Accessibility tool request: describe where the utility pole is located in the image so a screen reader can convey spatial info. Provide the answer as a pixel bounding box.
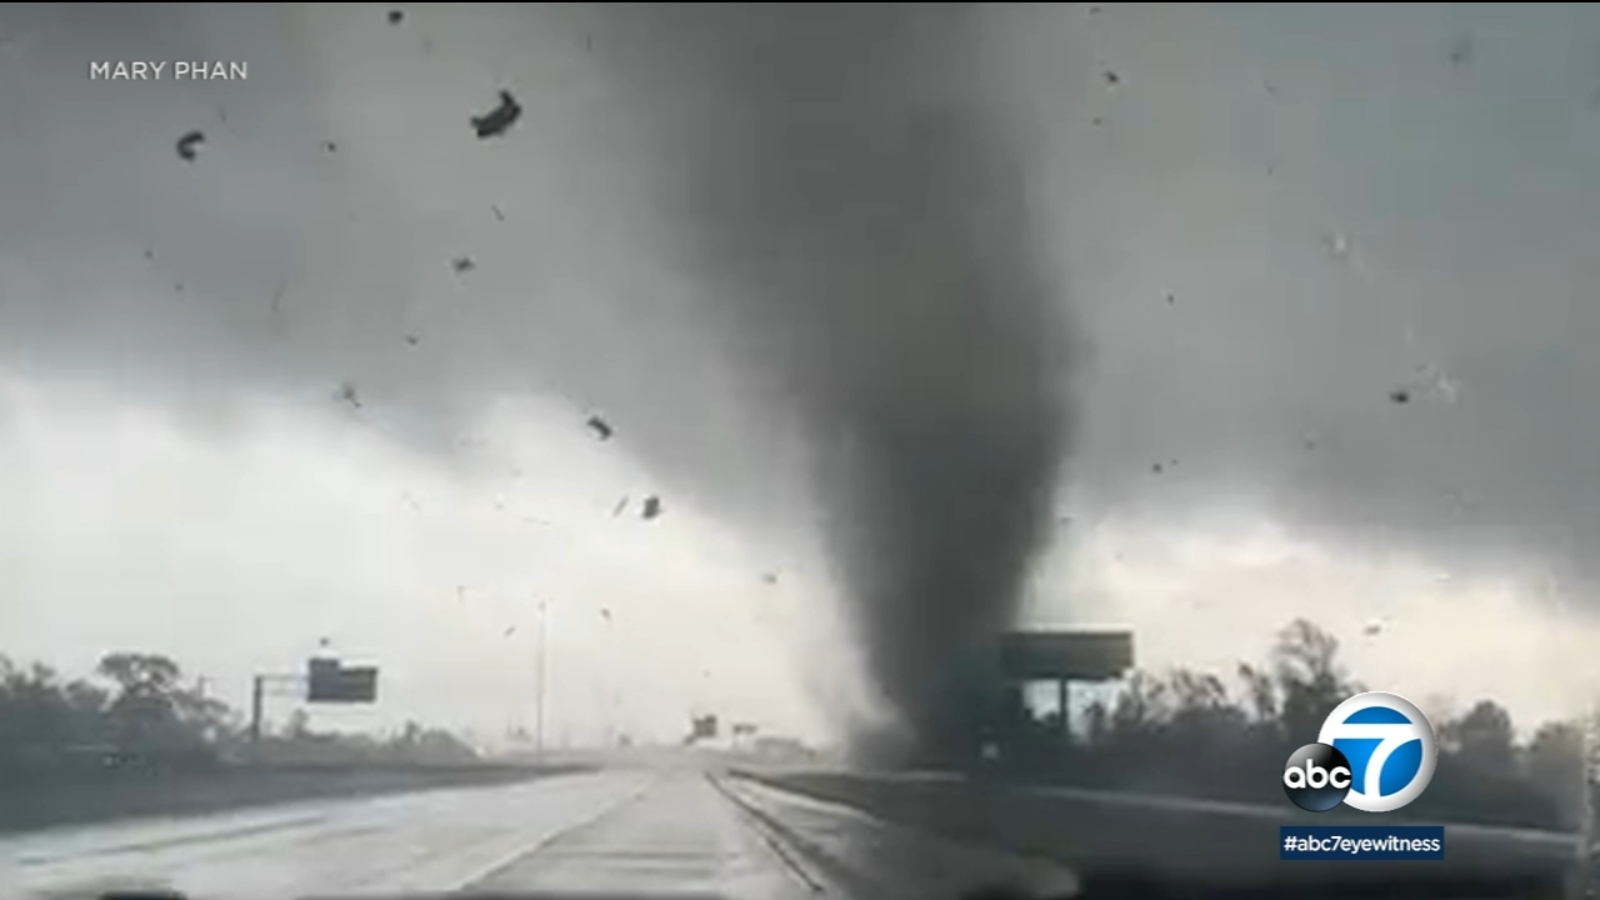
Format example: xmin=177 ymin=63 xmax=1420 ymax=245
xmin=536 ymin=599 xmax=548 ymax=759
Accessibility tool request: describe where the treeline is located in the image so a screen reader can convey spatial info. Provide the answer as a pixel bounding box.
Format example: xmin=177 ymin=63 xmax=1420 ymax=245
xmin=0 ymin=652 xmax=479 ymax=773
xmin=990 ymin=619 xmax=1587 ymax=831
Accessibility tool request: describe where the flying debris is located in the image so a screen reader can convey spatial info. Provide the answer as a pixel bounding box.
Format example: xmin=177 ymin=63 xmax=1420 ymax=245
xmin=143 ymin=249 xmax=154 ymax=261
xmin=586 ymin=415 xmax=614 ymax=441
xmin=404 ymin=334 xmax=420 ymax=346
xmin=1363 ymin=621 xmax=1383 ymax=636
xmin=1151 ymin=463 xmax=1164 ymax=474
xmin=503 ymin=626 xmax=517 ymax=637
xmin=491 ymin=204 xmax=505 ymax=222
xmin=175 ymin=130 xmax=205 ymax=161
xmin=611 ymin=496 xmax=628 ymax=517
xmin=761 ymin=572 xmax=778 ymax=586
xmin=1102 ymin=69 xmax=1120 ymax=87
xmin=336 ymin=382 xmax=362 ymax=410
xmin=471 ymin=90 xmax=522 ymax=139
xmin=451 ymin=256 xmax=475 ymax=273
xmin=1389 ymin=388 xmax=1411 ymax=405
xmin=322 ymin=140 xmax=337 ymax=153
xmin=387 ymin=9 xmax=404 ymax=25
xmin=600 ymin=608 xmax=612 ymax=622
xmin=1449 ymin=35 xmax=1473 ymax=68
xmin=1165 ymin=293 xmax=1175 ymax=305
xmin=640 ymin=496 xmax=662 ymax=521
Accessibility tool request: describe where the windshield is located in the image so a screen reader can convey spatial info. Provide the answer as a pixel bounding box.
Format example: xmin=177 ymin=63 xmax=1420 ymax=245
xmin=0 ymin=4 xmax=1595 ymax=900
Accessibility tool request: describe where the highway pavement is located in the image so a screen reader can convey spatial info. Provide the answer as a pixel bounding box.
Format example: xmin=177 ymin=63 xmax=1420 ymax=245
xmin=0 ymin=767 xmax=1075 ymax=900
xmin=0 ymin=765 xmax=1583 ymax=900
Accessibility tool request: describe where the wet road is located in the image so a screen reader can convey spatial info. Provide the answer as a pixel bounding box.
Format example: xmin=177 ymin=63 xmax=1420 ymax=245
xmin=0 ymin=768 xmax=1076 ymax=900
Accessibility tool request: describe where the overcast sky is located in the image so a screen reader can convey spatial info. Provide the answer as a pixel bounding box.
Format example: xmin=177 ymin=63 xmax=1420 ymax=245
xmin=4 ymin=3 xmax=1600 ymax=747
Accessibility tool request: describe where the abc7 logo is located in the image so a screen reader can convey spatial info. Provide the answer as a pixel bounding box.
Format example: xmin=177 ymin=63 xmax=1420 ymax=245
xmin=1282 ymin=743 xmax=1354 ymax=812
xmin=1282 ymin=691 xmax=1437 ymax=813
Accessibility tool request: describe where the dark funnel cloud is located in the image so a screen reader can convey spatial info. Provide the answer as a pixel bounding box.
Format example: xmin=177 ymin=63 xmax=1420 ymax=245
xmin=591 ymin=5 xmax=1076 ymax=758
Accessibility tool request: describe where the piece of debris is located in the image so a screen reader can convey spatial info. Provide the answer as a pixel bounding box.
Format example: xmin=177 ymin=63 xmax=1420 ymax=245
xmin=762 ymin=572 xmax=778 ymax=586
xmin=582 ymin=34 xmax=593 ymax=53
xmin=1449 ymin=35 xmax=1472 ymax=67
xmin=143 ymin=249 xmax=154 ymax=261
xmin=1151 ymin=462 xmax=1164 ymax=474
xmin=640 ymin=496 xmax=662 ymax=521
xmin=1165 ymin=293 xmax=1175 ymax=305
xmin=503 ymin=625 xmax=516 ymax=637
xmin=1088 ymin=5 xmax=1101 ymax=13
xmin=270 ymin=282 xmax=286 ymax=315
xmin=322 ymin=139 xmax=337 ymax=153
xmin=404 ymin=334 xmax=420 ymax=346
xmin=387 ymin=9 xmax=404 ymax=25
xmin=1102 ymin=69 xmax=1120 ymax=87
xmin=611 ymin=496 xmax=628 ymax=517
xmin=586 ymin=415 xmax=614 ymax=441
xmin=176 ymin=130 xmax=205 ymax=161
xmin=600 ymin=608 xmax=612 ymax=622
xmin=491 ymin=204 xmax=505 ymax=222
xmin=174 ymin=283 xmax=184 ymax=293
xmin=337 ymin=381 xmax=363 ymax=409
xmin=451 ymin=256 xmax=475 ymax=273
xmin=1363 ymin=621 xmax=1383 ymax=636
xmin=456 ymin=585 xmax=466 ymax=602
xmin=471 ymin=89 xmax=522 ymax=139
xmin=1388 ymin=388 xmax=1410 ymax=405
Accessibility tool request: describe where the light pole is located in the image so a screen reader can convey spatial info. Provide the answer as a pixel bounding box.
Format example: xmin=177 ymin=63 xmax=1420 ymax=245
xmin=535 ymin=599 xmax=548 ymax=759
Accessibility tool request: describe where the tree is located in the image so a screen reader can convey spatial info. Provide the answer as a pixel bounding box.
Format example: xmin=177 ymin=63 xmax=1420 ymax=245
xmin=1166 ymin=669 xmax=1248 ymax=745
xmin=1270 ymin=619 xmax=1356 ymax=742
xmin=1448 ymin=700 xmax=1516 ymax=775
xmin=0 ymin=658 xmax=113 ymax=766
xmin=1525 ymin=720 xmax=1584 ymax=827
xmin=95 ymin=652 xmax=229 ymax=760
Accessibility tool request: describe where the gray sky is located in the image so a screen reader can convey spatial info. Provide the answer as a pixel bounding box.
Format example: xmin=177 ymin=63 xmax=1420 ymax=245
xmin=4 ymin=3 xmax=1600 ymax=745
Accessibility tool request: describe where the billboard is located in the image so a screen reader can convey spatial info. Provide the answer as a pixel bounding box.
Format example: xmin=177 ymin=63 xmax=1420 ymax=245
xmin=998 ymin=630 xmax=1133 ymax=681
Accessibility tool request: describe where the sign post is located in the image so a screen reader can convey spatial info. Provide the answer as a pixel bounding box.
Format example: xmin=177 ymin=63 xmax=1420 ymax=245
xmin=248 ymin=656 xmax=379 ymax=752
